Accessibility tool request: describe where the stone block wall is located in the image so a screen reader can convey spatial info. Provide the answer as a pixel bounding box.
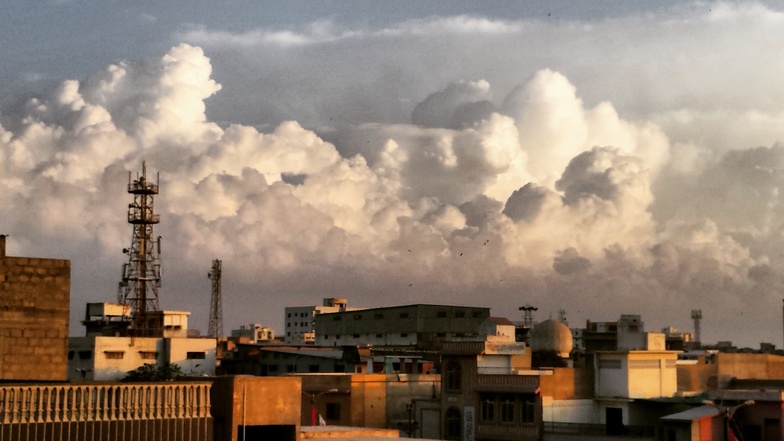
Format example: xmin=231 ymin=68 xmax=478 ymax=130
xmin=0 ymin=238 xmax=70 ymax=381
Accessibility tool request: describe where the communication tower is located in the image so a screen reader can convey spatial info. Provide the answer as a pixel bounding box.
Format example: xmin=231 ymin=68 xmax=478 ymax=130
xmin=118 ymin=162 xmax=162 ymax=336
xmin=691 ymin=309 xmax=702 ymax=344
xmin=519 ymin=304 xmax=538 ymax=329
xmin=208 ymin=259 xmax=223 ymax=339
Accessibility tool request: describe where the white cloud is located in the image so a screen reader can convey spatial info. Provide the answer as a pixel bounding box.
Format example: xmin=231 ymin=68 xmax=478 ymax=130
xmin=6 ymin=3 xmax=784 ymax=346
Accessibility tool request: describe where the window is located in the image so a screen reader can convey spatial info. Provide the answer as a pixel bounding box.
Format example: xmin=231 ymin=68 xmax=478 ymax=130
xmin=374 ymin=313 xmax=384 ymax=319
xmin=333 ymin=316 xmax=342 ymax=321
xmin=480 ymin=394 xmax=495 ymax=422
xmin=500 ymin=396 xmax=515 ymax=423
xmin=308 ymin=364 xmax=320 ymax=373
xmin=326 ymin=403 xmax=340 ymax=420
xmin=445 ymin=361 xmax=462 ymax=393
xmin=68 ymin=351 xmax=74 ymax=360
xmin=352 ymin=334 xmax=360 ymax=338
xmin=472 ymin=311 xmax=482 ymax=318
xmin=400 ymin=333 xmax=408 ymax=337
xmin=334 ymin=364 xmax=345 ymax=372
xmin=455 ymin=311 xmax=465 ymax=318
xmin=287 ymin=364 xmax=295 ymax=373
xmin=437 ymin=311 xmax=447 ymax=318
xmin=399 ymin=313 xmax=409 ymax=318
xmin=324 ymin=334 xmax=330 ymax=339
xmin=437 ymin=332 xmax=446 ymax=337
xmin=353 ymin=314 xmax=362 ymax=320
xmin=78 ymin=351 xmax=92 ymax=360
xmin=521 ymin=396 xmax=536 ymax=423
xmin=139 ymin=351 xmax=158 ymax=360
xmin=268 ymin=365 xmax=279 ymax=373
xmin=104 ymin=351 xmax=124 ymax=360
xmin=445 ymin=407 xmax=461 ymax=440
xmin=287 ymin=313 xmax=291 ymax=317
xmin=376 ymin=334 xmax=383 ymax=338
xmin=186 ymin=352 xmax=206 ymax=359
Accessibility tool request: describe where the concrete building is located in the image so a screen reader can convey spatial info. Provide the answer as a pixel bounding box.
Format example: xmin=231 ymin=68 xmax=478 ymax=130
xmin=222 ymin=344 xmax=371 ymax=376
xmin=285 ymin=297 xmax=359 ymax=344
xmin=581 ymin=314 xmax=668 ymax=353
xmin=0 ymin=235 xmax=70 ymax=381
xmin=298 ymin=372 xmax=441 ymax=437
xmin=315 ymin=304 xmax=490 ymax=349
xmin=211 ymin=375 xmax=302 ymax=441
xmin=230 ymin=323 xmax=275 ymax=343
xmin=69 ymin=302 xmax=217 ymax=381
xmin=439 ymin=339 xmax=542 ymax=441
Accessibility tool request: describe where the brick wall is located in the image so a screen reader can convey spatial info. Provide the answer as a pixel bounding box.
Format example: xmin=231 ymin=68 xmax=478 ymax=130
xmin=0 ymin=245 xmax=70 ymax=381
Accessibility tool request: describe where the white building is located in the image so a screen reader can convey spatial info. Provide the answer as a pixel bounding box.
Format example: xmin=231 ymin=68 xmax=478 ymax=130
xmin=284 ymin=297 xmax=360 ymax=344
xmin=68 ymin=303 xmax=217 ymax=381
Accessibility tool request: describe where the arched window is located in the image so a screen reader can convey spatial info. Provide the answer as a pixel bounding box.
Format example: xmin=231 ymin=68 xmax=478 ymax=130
xmin=445 ymin=361 xmax=462 ymax=393
xmin=445 ymin=407 xmax=462 ymax=440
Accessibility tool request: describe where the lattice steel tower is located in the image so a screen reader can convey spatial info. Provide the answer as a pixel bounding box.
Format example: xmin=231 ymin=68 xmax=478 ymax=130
xmin=519 ymin=304 xmax=538 ymax=329
xmin=208 ymin=259 xmax=223 ymax=338
xmin=118 ymin=162 xmax=162 ymax=336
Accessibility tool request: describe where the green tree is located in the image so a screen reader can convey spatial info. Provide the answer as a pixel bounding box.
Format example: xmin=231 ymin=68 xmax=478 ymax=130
xmin=122 ymin=363 xmax=183 ymax=382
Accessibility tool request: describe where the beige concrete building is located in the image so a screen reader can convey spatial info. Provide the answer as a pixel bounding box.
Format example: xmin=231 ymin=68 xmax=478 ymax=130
xmin=0 ymin=235 xmax=70 ymax=381
xmin=211 ymin=375 xmax=302 ymax=441
xmin=297 ymin=372 xmax=441 ymax=437
xmin=69 ymin=302 xmax=217 ymax=381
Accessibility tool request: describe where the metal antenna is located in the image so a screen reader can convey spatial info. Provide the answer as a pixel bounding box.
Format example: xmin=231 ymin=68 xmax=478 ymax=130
xmin=118 ymin=162 xmax=162 ymax=336
xmin=691 ymin=309 xmax=702 ymax=344
xmin=519 ymin=305 xmax=538 ymax=329
xmin=208 ymin=259 xmax=223 ymax=339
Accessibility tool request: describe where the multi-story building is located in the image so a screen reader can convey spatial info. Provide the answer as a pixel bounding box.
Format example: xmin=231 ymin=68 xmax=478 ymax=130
xmin=284 ymin=297 xmax=359 ymax=344
xmin=221 ymin=344 xmax=371 ymax=376
xmin=438 ymin=336 xmax=541 ymax=440
xmin=0 ymin=235 xmax=70 ymax=381
xmin=315 ymin=304 xmax=490 ymax=349
xmin=69 ymin=302 xmax=217 ymax=380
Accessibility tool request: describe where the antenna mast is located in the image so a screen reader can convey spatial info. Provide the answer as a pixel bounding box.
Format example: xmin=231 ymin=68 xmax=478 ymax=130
xmin=208 ymin=259 xmax=223 ymax=339
xmin=118 ymin=162 xmax=162 ymax=336
xmin=691 ymin=309 xmax=702 ymax=345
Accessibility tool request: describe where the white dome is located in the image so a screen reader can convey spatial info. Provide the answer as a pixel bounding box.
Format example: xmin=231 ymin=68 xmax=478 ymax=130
xmin=529 ymin=319 xmax=573 ymax=358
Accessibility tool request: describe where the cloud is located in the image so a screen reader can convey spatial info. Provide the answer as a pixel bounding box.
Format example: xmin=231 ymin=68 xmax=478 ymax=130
xmin=6 ymin=3 xmax=784 ymax=347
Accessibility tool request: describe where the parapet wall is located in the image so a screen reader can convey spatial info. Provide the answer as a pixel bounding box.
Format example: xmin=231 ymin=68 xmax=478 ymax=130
xmin=0 ymin=253 xmax=70 ymax=381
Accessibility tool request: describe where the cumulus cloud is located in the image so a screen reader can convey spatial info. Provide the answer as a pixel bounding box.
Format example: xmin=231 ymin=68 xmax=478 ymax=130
xmin=6 ymin=3 xmax=784 ymax=346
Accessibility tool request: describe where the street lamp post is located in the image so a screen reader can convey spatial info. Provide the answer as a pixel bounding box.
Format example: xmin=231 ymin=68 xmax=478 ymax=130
xmin=303 ymin=388 xmax=339 ymax=426
xmin=703 ymin=399 xmax=754 ymax=441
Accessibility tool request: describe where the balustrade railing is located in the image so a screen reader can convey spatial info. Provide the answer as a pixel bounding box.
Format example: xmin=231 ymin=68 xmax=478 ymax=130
xmin=0 ymin=382 xmax=211 ymax=441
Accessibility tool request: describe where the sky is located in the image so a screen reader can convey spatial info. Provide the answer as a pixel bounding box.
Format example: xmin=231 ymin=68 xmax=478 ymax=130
xmin=2 ymin=1 xmax=784 ymax=347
